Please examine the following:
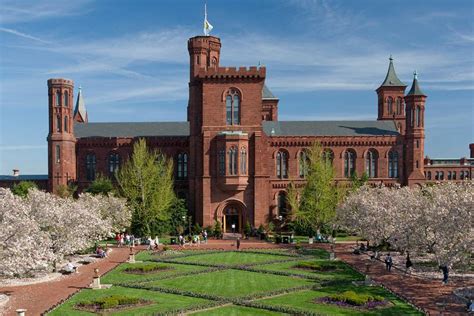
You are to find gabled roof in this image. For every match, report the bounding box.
[74,122,190,138]
[378,57,406,89]
[74,87,88,123]
[263,120,399,137]
[406,72,426,97]
[262,85,278,99]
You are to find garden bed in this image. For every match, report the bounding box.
[74,295,152,313]
[123,263,173,275]
[293,261,342,272]
[316,290,390,310]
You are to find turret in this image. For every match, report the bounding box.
[376,56,407,134]
[47,78,77,193]
[404,71,427,186]
[187,35,221,80]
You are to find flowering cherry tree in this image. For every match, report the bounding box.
[337,182,474,266]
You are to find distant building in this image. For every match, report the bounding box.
[1,34,472,232]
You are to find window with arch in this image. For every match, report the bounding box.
[396,97,403,115]
[452,171,456,180]
[299,150,308,178]
[416,106,421,127]
[323,149,334,166]
[64,91,69,107]
[344,149,356,177]
[427,171,431,180]
[64,116,68,133]
[277,192,289,219]
[410,109,414,127]
[276,151,288,178]
[218,150,225,176]
[387,97,393,114]
[55,91,61,106]
[228,147,238,175]
[439,171,444,180]
[388,151,399,178]
[177,153,188,179]
[240,147,247,175]
[225,89,240,125]
[365,149,378,178]
[56,115,61,132]
[55,145,60,163]
[435,171,440,180]
[211,57,218,67]
[108,153,120,176]
[86,153,96,181]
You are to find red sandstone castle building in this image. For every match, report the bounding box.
[31,35,472,232]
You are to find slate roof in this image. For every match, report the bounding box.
[74,87,88,122]
[262,120,399,137]
[0,175,48,181]
[262,85,278,99]
[406,74,426,96]
[378,57,406,88]
[74,122,189,138]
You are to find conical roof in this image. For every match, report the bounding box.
[74,86,88,123]
[406,71,426,96]
[378,56,406,88]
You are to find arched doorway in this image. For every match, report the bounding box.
[223,206,241,233]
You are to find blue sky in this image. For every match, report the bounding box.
[0,0,473,175]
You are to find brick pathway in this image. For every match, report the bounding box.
[0,240,471,315]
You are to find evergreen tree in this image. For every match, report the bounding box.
[11,181,38,198]
[85,175,114,195]
[116,138,175,237]
[290,143,342,235]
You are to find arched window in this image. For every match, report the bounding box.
[299,150,308,178]
[228,147,238,175]
[365,149,378,178]
[387,97,393,114]
[108,153,120,175]
[218,150,226,176]
[447,171,452,180]
[277,192,288,219]
[64,91,69,107]
[439,171,444,180]
[86,153,96,181]
[55,91,61,106]
[396,97,403,115]
[225,89,240,125]
[435,171,439,180]
[416,106,421,127]
[344,149,356,177]
[427,171,431,180]
[276,151,288,179]
[177,153,188,179]
[323,149,334,166]
[240,147,247,175]
[452,171,456,180]
[388,151,399,178]
[55,145,60,163]
[56,115,61,132]
[64,116,68,133]
[410,109,414,127]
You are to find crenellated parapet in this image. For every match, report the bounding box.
[194,66,266,79]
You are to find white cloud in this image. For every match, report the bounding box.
[0,27,51,44]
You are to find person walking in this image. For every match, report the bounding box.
[405,252,413,274]
[385,253,393,272]
[439,265,449,284]
[203,230,208,244]
[236,237,241,251]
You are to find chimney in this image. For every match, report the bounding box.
[13,169,20,177]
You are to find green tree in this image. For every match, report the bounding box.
[11,181,38,197]
[85,175,114,195]
[167,198,188,235]
[350,172,369,190]
[290,143,342,236]
[116,138,175,237]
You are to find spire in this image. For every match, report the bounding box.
[73,86,88,123]
[406,71,426,96]
[378,56,406,88]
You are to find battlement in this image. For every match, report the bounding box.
[188,35,221,49]
[47,78,74,86]
[194,66,266,79]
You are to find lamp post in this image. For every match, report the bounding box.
[278,215,283,243]
[188,215,192,236]
[182,215,186,234]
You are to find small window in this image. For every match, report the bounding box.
[228,147,238,175]
[416,160,419,168]
[177,153,188,179]
[56,116,61,132]
[276,151,288,178]
[299,151,308,178]
[416,140,419,148]
[387,97,393,115]
[344,149,356,177]
[64,91,69,107]
[240,147,247,175]
[447,171,452,180]
[396,97,403,115]
[365,149,378,178]
[55,145,60,163]
[278,192,288,219]
[416,106,421,127]
[86,153,96,181]
[225,89,240,125]
[55,91,61,106]
[427,171,431,180]
[218,150,226,176]
[64,116,68,133]
[439,171,444,180]
[452,171,456,180]
[435,171,439,180]
[108,153,120,175]
[388,151,399,178]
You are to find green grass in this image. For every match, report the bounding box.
[101,262,209,284]
[169,251,288,266]
[258,286,423,315]
[48,286,211,315]
[191,305,285,315]
[144,269,313,298]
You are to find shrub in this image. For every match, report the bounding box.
[294,261,340,272]
[213,220,222,238]
[77,295,141,310]
[11,181,38,198]
[244,221,252,237]
[124,263,170,273]
[327,291,384,306]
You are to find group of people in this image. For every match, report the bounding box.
[115,232,136,247]
[178,230,208,248]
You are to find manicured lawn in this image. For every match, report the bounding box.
[258,259,364,281]
[191,305,285,315]
[169,251,289,266]
[48,286,212,315]
[144,269,312,298]
[101,261,209,284]
[258,286,423,315]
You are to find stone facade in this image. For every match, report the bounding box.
[41,35,472,232]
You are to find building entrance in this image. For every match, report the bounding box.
[223,206,241,233]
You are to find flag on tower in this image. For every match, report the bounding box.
[203,3,213,36]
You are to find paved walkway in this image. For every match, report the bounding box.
[0,240,471,315]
